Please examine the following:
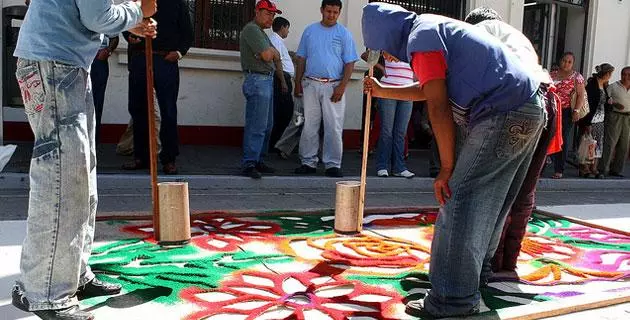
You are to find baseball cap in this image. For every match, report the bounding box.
[256,0,282,14]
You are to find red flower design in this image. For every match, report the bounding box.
[121,217,281,252]
[181,270,403,320]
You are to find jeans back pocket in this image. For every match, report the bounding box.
[495,103,544,159]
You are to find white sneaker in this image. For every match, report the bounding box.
[394,170,415,178]
[377,169,389,177]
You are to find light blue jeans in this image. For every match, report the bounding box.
[14,59,97,311]
[299,79,346,169]
[376,98,413,173]
[424,93,545,317]
[241,72,274,168]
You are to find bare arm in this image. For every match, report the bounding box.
[331,62,355,102]
[424,79,455,205]
[364,77,426,101]
[259,47,279,63]
[294,56,306,97]
[273,56,287,92]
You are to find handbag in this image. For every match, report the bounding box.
[570,77,589,120]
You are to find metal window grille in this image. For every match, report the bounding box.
[368,0,466,19]
[190,0,255,50]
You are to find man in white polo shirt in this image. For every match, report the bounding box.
[269,16,296,151]
[600,66,630,177]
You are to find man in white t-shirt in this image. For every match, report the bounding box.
[269,16,296,151]
[599,66,630,177]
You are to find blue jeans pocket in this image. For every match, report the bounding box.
[495,107,543,159]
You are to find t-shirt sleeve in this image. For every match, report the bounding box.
[342,30,359,64]
[242,24,271,54]
[410,51,447,86]
[575,72,585,85]
[296,27,309,59]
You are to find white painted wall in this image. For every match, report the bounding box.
[588,0,630,83]
[564,6,585,69]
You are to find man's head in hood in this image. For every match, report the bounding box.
[362,2,417,63]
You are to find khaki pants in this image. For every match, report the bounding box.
[116,94,161,155]
[599,111,630,174]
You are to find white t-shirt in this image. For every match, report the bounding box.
[607,81,630,113]
[379,60,414,86]
[476,20,551,84]
[269,32,295,77]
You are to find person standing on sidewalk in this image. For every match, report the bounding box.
[293,0,359,177]
[91,34,119,145]
[599,66,630,177]
[373,52,416,179]
[362,3,544,318]
[124,0,193,175]
[11,1,156,319]
[268,16,295,153]
[239,0,285,179]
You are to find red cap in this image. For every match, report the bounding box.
[256,0,282,14]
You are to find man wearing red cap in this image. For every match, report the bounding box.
[239,0,286,179]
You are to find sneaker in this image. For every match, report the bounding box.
[77,278,122,298]
[394,170,415,179]
[325,167,343,177]
[405,298,479,319]
[377,169,389,177]
[242,167,262,179]
[256,163,276,174]
[12,287,94,320]
[295,165,316,174]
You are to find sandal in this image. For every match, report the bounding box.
[551,172,563,179]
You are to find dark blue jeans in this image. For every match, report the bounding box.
[129,54,180,164]
[90,58,108,144]
[552,109,574,174]
[241,72,274,168]
[376,98,413,173]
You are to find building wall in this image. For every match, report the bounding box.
[587,0,630,82]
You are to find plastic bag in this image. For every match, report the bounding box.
[577,133,596,165]
[293,96,304,127]
[0,144,17,173]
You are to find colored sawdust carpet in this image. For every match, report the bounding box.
[80,208,630,319]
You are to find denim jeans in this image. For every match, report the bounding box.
[492,94,557,272]
[376,98,413,173]
[242,72,274,168]
[14,59,97,311]
[129,54,180,164]
[424,93,545,317]
[90,58,108,145]
[299,79,346,169]
[552,109,574,174]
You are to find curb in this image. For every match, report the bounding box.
[2,172,630,192]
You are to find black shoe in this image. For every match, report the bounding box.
[12,287,94,320]
[294,165,316,174]
[325,167,343,177]
[76,278,122,298]
[243,167,262,179]
[256,163,276,174]
[610,172,625,178]
[405,299,479,319]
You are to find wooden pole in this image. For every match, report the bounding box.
[144,17,160,240]
[357,67,374,231]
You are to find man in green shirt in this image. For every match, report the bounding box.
[239,0,286,179]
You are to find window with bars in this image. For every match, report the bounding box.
[368,0,465,19]
[188,0,256,50]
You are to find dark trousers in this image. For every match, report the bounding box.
[90,58,109,144]
[269,72,294,150]
[491,96,558,272]
[551,109,574,174]
[129,54,180,164]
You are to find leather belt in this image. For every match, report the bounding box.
[306,76,340,83]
